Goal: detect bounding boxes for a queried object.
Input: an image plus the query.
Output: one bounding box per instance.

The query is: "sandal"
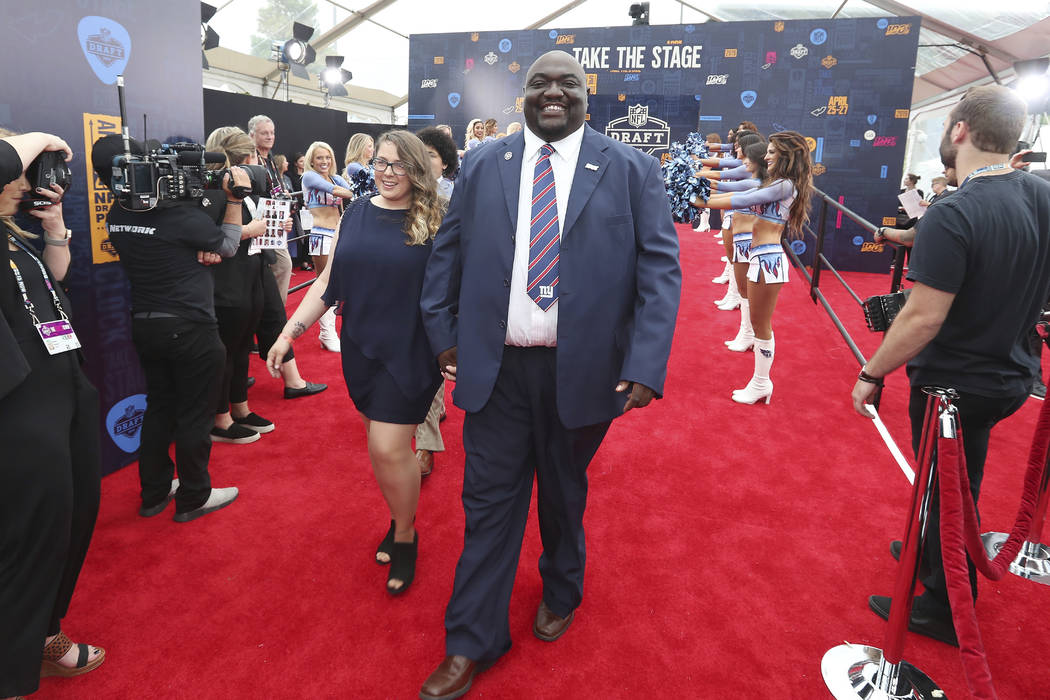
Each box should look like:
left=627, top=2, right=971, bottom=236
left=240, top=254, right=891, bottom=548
left=375, top=520, right=395, bottom=565
left=40, top=631, right=105, bottom=678
left=386, top=532, right=419, bottom=596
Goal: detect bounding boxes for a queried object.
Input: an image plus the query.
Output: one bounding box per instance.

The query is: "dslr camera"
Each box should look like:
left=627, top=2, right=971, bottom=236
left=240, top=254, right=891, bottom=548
left=18, top=150, right=73, bottom=211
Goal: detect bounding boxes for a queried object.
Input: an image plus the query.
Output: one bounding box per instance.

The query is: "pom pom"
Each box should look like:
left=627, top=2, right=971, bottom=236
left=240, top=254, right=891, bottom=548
left=349, top=168, right=377, bottom=199
left=662, top=132, right=711, bottom=223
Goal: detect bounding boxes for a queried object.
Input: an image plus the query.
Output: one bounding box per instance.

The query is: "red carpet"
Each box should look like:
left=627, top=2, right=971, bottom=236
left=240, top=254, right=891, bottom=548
left=37, top=226, right=1050, bottom=699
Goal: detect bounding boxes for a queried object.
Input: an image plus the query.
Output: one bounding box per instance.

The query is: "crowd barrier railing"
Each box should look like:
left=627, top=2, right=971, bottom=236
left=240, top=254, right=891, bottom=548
left=782, top=186, right=906, bottom=410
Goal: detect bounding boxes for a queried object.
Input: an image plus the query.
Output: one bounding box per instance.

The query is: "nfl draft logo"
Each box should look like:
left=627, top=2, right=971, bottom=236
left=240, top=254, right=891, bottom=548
left=77, top=16, right=131, bottom=84
left=105, top=393, right=147, bottom=453
left=605, top=104, right=671, bottom=155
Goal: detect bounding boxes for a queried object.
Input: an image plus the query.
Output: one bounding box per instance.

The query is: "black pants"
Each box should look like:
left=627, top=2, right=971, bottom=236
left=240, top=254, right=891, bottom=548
left=444, top=347, right=610, bottom=662
left=255, top=262, right=293, bottom=364
left=0, top=348, right=100, bottom=697
left=132, top=317, right=225, bottom=512
left=908, top=385, right=1028, bottom=613
left=216, top=292, right=263, bottom=413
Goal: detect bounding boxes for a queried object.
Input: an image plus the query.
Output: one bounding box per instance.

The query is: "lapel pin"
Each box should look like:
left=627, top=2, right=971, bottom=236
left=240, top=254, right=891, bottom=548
left=504, top=151, right=513, bottom=160
left=585, top=162, right=599, bottom=171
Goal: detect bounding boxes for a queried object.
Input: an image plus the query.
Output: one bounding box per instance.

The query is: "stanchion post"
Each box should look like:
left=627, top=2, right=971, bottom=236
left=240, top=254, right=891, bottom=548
left=889, top=244, right=906, bottom=293
left=810, top=196, right=829, bottom=301
left=982, top=422, right=1050, bottom=583
left=821, top=387, right=954, bottom=700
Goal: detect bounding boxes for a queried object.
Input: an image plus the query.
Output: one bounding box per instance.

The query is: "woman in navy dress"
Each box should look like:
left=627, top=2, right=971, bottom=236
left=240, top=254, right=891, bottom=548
left=267, top=130, right=444, bottom=595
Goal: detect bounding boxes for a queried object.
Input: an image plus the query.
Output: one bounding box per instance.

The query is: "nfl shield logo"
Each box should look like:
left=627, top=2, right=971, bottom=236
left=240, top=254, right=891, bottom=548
left=628, top=104, right=649, bottom=128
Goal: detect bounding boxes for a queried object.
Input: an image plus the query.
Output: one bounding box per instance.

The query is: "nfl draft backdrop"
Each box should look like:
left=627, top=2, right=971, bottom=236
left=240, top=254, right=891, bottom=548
left=408, top=17, right=921, bottom=272
left=6, top=4, right=204, bottom=473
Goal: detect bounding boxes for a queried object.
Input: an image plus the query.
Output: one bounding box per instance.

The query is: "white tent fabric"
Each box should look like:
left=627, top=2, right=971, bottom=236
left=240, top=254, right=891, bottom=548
left=203, top=0, right=1050, bottom=117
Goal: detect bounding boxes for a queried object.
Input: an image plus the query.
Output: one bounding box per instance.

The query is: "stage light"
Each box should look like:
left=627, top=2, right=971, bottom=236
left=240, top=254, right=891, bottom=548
left=201, top=2, right=220, bottom=70
left=629, top=2, right=650, bottom=26
left=1018, top=75, right=1049, bottom=102
left=319, top=56, right=353, bottom=103
left=1013, top=57, right=1050, bottom=110
left=280, top=22, right=316, bottom=79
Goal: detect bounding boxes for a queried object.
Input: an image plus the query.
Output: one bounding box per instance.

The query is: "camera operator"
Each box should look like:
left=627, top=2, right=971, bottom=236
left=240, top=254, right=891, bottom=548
left=92, top=133, right=240, bottom=523
left=850, top=85, right=1050, bottom=646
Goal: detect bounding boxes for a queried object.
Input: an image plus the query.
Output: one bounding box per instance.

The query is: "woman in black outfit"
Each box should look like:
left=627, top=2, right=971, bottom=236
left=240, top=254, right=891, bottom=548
left=0, top=131, right=104, bottom=699
left=204, top=128, right=275, bottom=444
left=267, top=130, right=445, bottom=595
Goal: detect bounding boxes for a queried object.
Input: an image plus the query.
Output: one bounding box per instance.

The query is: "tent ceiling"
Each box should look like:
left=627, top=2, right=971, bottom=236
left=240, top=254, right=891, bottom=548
left=204, top=0, right=1050, bottom=113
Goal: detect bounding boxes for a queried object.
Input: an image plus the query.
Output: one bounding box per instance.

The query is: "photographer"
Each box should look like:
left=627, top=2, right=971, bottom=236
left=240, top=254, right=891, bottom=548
left=92, top=133, right=240, bottom=523
left=851, top=86, right=1050, bottom=646
left=2, top=129, right=104, bottom=698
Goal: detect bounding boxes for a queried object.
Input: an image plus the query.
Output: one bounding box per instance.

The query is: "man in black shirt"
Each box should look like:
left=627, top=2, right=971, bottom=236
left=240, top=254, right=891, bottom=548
left=851, top=85, right=1050, bottom=645
left=93, top=134, right=245, bottom=522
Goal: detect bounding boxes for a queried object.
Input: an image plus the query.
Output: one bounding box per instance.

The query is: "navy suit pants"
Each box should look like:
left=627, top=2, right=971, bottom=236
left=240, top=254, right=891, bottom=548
left=444, top=346, right=610, bottom=662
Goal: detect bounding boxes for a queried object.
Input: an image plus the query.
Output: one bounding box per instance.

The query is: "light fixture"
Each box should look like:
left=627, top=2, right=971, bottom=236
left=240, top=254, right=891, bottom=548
left=1013, top=57, right=1050, bottom=110
left=281, top=22, right=316, bottom=79
left=201, top=2, right=220, bottom=69
left=320, top=56, right=353, bottom=97
left=629, top=2, right=650, bottom=26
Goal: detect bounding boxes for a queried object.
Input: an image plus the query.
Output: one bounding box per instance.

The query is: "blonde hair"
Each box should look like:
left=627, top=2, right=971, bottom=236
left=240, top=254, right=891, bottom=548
left=205, top=126, right=253, bottom=168
left=343, top=133, right=373, bottom=168
left=304, top=141, right=336, bottom=177
left=0, top=126, right=36, bottom=241
left=464, top=119, right=483, bottom=148
left=375, top=130, right=445, bottom=246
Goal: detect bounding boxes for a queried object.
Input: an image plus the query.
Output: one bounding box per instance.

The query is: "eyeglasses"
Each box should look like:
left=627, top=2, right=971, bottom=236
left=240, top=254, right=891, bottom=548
left=369, top=158, right=413, bottom=176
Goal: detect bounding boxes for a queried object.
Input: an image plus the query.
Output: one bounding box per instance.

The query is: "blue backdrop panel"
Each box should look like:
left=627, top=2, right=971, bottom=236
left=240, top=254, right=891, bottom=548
left=5, top=5, right=204, bottom=474
left=408, top=17, right=921, bottom=272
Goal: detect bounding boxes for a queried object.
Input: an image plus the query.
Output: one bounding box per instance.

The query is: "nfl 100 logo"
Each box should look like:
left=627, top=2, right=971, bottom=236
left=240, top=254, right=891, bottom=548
left=604, top=105, right=671, bottom=155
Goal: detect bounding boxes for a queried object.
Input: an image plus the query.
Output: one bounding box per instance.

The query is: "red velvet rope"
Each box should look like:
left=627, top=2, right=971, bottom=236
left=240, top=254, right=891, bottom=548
left=938, top=395, right=1050, bottom=699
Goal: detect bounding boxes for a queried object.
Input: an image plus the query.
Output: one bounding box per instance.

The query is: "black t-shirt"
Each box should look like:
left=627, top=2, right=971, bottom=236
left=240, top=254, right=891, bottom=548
left=0, top=141, right=21, bottom=187
left=907, top=170, right=1050, bottom=396
left=106, top=201, right=227, bottom=323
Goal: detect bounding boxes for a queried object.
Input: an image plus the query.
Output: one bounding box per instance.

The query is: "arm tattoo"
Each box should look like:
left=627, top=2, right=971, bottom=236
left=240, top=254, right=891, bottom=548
left=291, top=321, right=307, bottom=339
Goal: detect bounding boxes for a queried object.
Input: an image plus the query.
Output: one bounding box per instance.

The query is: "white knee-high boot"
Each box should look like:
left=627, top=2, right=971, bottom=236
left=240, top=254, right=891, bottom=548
left=733, top=334, right=774, bottom=404
left=696, top=208, right=711, bottom=232
left=712, top=258, right=732, bottom=284
left=715, top=267, right=741, bottom=309
left=318, top=307, right=341, bottom=352
left=725, top=298, right=755, bottom=351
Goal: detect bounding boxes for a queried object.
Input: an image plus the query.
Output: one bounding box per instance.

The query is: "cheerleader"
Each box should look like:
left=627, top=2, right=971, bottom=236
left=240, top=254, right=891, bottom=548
left=342, top=133, right=374, bottom=181
left=695, top=131, right=764, bottom=323
left=707, top=141, right=768, bottom=351
left=301, top=141, right=353, bottom=351
left=463, top=119, right=485, bottom=151
left=696, top=131, right=813, bottom=403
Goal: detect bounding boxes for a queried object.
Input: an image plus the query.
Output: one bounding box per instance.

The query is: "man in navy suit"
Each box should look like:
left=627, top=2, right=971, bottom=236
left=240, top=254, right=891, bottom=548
left=419, top=50, right=681, bottom=699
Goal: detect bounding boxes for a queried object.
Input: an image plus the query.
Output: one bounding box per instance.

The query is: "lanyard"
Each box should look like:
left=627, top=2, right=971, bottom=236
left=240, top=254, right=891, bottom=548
left=257, top=151, right=284, bottom=196
left=8, top=235, right=69, bottom=325
left=960, top=163, right=1010, bottom=189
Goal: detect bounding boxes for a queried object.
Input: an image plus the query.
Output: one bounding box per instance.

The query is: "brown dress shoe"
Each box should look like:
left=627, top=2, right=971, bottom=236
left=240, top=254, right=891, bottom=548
left=533, top=600, right=574, bottom=641
left=416, top=449, right=434, bottom=477
left=420, top=655, right=489, bottom=700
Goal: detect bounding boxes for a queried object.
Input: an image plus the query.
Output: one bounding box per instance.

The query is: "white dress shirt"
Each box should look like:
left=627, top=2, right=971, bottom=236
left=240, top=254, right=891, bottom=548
left=505, top=124, right=585, bottom=347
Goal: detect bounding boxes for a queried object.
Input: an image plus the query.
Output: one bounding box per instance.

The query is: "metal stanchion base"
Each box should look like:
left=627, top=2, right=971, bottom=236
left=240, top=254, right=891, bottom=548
left=822, top=644, right=946, bottom=699
left=981, top=531, right=1050, bottom=585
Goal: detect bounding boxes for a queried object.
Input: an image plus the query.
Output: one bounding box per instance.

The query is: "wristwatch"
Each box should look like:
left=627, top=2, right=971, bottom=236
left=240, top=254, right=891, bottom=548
left=43, top=228, right=71, bottom=246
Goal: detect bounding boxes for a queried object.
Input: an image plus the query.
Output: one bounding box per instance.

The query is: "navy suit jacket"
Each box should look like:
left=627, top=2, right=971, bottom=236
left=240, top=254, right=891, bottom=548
left=421, top=125, right=681, bottom=429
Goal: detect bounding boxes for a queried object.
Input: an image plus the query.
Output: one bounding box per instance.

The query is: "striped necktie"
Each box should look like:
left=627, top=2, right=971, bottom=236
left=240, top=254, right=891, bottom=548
left=528, top=143, right=560, bottom=310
